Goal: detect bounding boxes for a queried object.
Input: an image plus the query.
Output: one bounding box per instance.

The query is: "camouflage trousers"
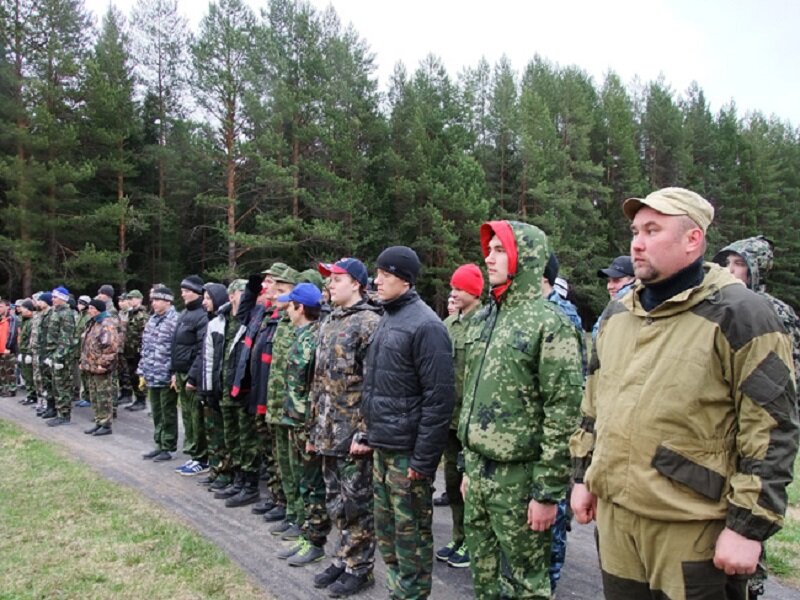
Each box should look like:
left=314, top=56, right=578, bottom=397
left=52, top=362, right=74, bottom=416
left=86, top=371, right=118, bottom=427
left=20, top=361, right=36, bottom=402
left=33, top=358, right=52, bottom=409
left=119, top=353, right=144, bottom=401
left=0, top=353, right=15, bottom=395
left=596, top=499, right=747, bottom=599
left=442, top=429, right=465, bottom=546
left=323, top=453, right=375, bottom=576
left=254, top=414, right=284, bottom=504
left=289, top=428, right=330, bottom=547
left=549, top=499, right=569, bottom=593
left=464, top=456, right=552, bottom=600
left=149, top=386, right=178, bottom=452
left=176, top=372, right=207, bottom=461
left=275, top=424, right=303, bottom=523
left=373, top=449, right=434, bottom=600
left=221, top=394, right=259, bottom=474
left=202, top=394, right=231, bottom=478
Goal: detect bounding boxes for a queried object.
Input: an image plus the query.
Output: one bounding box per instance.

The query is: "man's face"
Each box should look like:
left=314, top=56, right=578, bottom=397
left=53, top=297, right=65, bottom=307
left=274, top=282, right=294, bottom=308
left=607, top=275, right=635, bottom=299
left=630, top=207, right=698, bottom=284
left=181, top=288, right=200, bottom=304
left=286, top=301, right=304, bottom=327
left=129, top=297, right=142, bottom=309
left=328, top=273, right=359, bottom=307
left=229, top=289, right=242, bottom=312
left=119, top=298, right=129, bottom=310
left=0, top=303, right=7, bottom=317
left=724, top=254, right=750, bottom=285
left=202, top=292, right=214, bottom=313
left=450, top=287, right=476, bottom=312
left=485, top=234, right=509, bottom=286
left=87, top=306, right=100, bottom=318
left=374, top=269, right=409, bottom=303
left=262, top=276, right=277, bottom=303
left=151, top=299, right=170, bottom=315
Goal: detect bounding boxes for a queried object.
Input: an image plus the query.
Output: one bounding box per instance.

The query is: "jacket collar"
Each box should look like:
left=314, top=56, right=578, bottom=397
left=381, top=289, right=418, bottom=314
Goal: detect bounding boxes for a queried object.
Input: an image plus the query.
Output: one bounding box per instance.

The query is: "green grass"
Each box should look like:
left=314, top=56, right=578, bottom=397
left=766, top=452, right=800, bottom=588
left=0, top=419, right=268, bottom=600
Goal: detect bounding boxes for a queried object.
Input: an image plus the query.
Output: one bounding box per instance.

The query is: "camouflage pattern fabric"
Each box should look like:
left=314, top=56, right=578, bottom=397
left=255, top=416, right=284, bottom=504
left=204, top=401, right=230, bottom=477
left=322, top=454, right=375, bottom=576
left=464, top=454, right=553, bottom=599
left=47, top=304, right=78, bottom=415
left=149, top=386, right=178, bottom=452
left=86, top=372, right=118, bottom=427
left=31, top=308, right=52, bottom=408
left=459, top=221, right=583, bottom=599
left=265, top=315, right=294, bottom=424
left=176, top=371, right=207, bottom=461
left=0, top=353, right=14, bottom=395
left=714, top=235, right=800, bottom=381
left=281, top=322, right=318, bottom=427
left=443, top=302, right=482, bottom=430
left=309, top=300, right=381, bottom=456
left=18, top=315, right=36, bottom=402
left=373, top=449, right=434, bottom=600
left=441, top=430, right=465, bottom=546
left=289, top=428, right=330, bottom=547
left=275, top=424, right=303, bottom=523
left=549, top=499, right=569, bottom=593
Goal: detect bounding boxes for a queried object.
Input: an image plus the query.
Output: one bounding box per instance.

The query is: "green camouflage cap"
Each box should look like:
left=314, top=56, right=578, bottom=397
left=126, top=289, right=143, bottom=299
left=298, top=268, right=325, bottom=291
left=262, top=262, right=300, bottom=284
left=227, top=279, right=247, bottom=294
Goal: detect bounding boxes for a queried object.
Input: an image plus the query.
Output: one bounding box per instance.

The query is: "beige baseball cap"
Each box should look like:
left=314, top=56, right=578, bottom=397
left=623, top=187, right=714, bottom=232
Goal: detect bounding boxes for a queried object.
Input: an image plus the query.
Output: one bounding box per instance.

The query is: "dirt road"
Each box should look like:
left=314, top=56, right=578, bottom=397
left=1, top=394, right=797, bottom=599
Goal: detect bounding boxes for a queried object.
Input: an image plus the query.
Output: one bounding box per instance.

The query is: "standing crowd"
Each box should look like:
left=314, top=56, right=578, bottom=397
left=1, top=186, right=799, bottom=600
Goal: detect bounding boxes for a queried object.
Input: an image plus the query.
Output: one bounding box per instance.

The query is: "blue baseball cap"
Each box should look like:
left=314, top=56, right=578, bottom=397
left=277, top=282, right=322, bottom=308
left=318, top=257, right=368, bottom=287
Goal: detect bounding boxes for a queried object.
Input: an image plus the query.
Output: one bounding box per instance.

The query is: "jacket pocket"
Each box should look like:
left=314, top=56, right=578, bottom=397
left=651, top=444, right=726, bottom=501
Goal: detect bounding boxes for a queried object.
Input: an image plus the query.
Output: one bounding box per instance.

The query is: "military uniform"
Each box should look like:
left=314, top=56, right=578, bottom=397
left=283, top=321, right=330, bottom=548
left=81, top=312, right=121, bottom=427
left=311, top=299, right=381, bottom=576
left=31, top=306, right=52, bottom=410
left=459, top=221, right=583, bottom=599
left=18, top=312, right=36, bottom=403
left=442, top=302, right=482, bottom=553
left=267, top=314, right=302, bottom=523
left=74, top=309, right=92, bottom=401
left=122, top=304, right=148, bottom=405
left=570, top=263, right=799, bottom=599
left=45, top=303, right=78, bottom=418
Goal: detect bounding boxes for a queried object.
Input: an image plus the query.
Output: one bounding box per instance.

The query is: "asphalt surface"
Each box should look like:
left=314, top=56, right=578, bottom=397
left=1, top=392, right=798, bottom=599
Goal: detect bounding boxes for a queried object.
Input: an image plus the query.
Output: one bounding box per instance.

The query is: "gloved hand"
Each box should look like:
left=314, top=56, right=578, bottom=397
left=53, top=362, right=64, bottom=371
left=138, top=376, right=146, bottom=392
left=247, top=273, right=265, bottom=294
left=43, top=357, right=53, bottom=367
left=24, top=355, right=32, bottom=365
left=16, top=354, right=22, bottom=363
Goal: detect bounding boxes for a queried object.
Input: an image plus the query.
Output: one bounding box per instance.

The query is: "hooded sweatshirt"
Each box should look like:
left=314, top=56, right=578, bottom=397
left=458, top=221, right=584, bottom=503
left=713, top=235, right=800, bottom=380
left=187, top=283, right=229, bottom=394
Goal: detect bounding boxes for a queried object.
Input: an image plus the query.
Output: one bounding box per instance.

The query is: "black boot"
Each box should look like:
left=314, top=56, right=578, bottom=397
left=225, top=472, right=260, bottom=507
left=213, top=470, right=243, bottom=499
left=125, top=397, right=146, bottom=411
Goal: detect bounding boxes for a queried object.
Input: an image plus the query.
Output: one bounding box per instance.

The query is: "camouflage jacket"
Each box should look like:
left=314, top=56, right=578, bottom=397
left=30, top=308, right=50, bottom=361
left=138, top=307, right=178, bottom=387
left=310, top=300, right=381, bottom=455
left=444, top=303, right=483, bottom=430
left=282, top=321, right=320, bottom=428
left=123, top=306, right=148, bottom=357
left=570, top=264, right=799, bottom=541
left=266, top=314, right=294, bottom=425
left=19, top=315, right=33, bottom=355
left=458, top=221, right=584, bottom=503
left=45, top=304, right=78, bottom=365
left=75, top=311, right=91, bottom=342
left=80, top=313, right=121, bottom=374
left=714, top=235, right=800, bottom=381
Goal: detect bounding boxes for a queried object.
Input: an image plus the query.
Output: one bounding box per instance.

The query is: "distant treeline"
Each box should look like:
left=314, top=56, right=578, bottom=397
left=1, top=0, right=798, bottom=320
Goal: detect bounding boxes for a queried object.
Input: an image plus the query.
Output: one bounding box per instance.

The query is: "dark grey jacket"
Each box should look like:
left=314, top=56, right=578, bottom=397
left=362, top=290, right=455, bottom=478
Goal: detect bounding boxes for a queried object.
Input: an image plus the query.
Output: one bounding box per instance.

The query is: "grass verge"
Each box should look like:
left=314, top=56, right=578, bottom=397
left=0, top=419, right=268, bottom=599
left=766, top=452, right=800, bottom=588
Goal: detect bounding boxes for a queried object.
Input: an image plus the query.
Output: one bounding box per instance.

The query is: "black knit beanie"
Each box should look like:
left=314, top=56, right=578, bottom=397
left=543, top=253, right=559, bottom=286
left=375, top=246, right=421, bottom=286
left=180, top=275, right=204, bottom=295
left=89, top=299, right=107, bottom=313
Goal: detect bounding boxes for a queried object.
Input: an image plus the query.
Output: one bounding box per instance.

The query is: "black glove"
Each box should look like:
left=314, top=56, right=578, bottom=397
left=247, top=273, right=264, bottom=294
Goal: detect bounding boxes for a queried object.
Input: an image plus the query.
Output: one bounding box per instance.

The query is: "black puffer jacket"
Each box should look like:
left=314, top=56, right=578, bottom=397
left=362, top=290, right=455, bottom=478
left=170, top=297, right=208, bottom=374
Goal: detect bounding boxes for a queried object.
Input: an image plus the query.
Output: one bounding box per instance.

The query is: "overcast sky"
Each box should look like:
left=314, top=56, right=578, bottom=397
left=84, top=0, right=800, bottom=125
